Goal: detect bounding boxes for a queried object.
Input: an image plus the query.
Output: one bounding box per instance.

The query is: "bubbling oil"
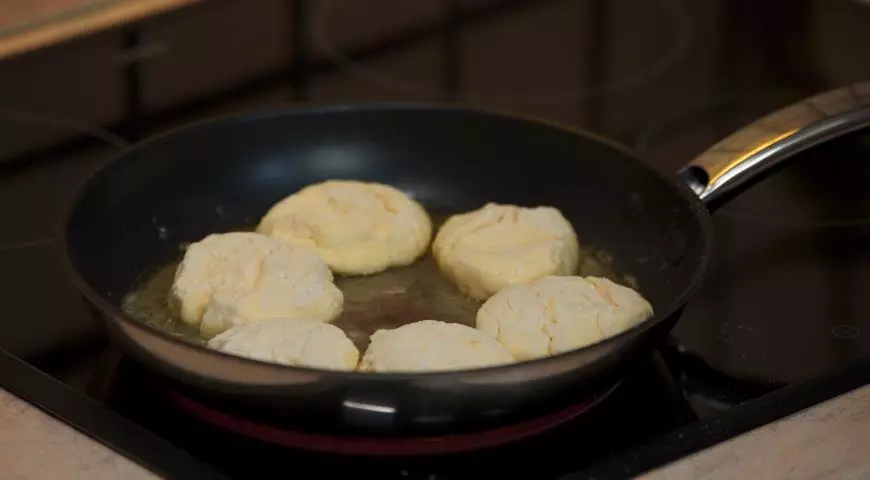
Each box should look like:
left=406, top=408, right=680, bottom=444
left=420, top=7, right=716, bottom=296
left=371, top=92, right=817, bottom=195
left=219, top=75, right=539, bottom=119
left=121, top=213, right=630, bottom=351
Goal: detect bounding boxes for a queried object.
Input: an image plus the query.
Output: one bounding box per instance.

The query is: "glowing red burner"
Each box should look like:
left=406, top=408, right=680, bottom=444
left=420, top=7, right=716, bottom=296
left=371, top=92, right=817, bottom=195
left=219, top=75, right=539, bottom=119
left=164, top=383, right=619, bottom=456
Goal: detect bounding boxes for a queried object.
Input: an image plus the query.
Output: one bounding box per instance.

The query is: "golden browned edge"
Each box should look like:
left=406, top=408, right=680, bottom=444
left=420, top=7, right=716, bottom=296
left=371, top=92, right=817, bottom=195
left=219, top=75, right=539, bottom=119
left=0, top=0, right=201, bottom=60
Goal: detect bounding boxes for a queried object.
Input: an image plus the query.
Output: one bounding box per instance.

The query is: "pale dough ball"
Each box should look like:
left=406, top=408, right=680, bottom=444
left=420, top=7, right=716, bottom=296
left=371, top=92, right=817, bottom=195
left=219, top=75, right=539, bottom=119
left=169, top=232, right=343, bottom=339
left=476, top=276, right=653, bottom=361
left=360, top=320, right=514, bottom=372
left=256, top=180, right=432, bottom=276
left=432, top=203, right=580, bottom=300
left=207, top=317, right=359, bottom=370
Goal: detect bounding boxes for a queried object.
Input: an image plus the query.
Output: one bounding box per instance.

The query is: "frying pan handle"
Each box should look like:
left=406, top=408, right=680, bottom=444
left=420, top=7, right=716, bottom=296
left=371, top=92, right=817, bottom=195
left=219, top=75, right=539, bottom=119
left=678, top=81, right=870, bottom=208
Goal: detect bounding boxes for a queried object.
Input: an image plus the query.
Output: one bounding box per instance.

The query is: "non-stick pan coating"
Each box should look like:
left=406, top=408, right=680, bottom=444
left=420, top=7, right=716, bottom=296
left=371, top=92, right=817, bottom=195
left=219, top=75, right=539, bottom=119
left=62, top=104, right=712, bottom=436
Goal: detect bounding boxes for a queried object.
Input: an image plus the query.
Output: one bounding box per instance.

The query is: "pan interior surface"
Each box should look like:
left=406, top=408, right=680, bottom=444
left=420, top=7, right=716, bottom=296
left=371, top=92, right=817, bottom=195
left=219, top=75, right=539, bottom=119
left=64, top=104, right=711, bottom=371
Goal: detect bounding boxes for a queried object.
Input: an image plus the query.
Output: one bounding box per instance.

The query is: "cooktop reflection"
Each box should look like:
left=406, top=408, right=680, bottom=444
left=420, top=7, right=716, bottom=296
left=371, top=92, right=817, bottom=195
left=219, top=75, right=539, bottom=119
left=640, top=95, right=870, bottom=388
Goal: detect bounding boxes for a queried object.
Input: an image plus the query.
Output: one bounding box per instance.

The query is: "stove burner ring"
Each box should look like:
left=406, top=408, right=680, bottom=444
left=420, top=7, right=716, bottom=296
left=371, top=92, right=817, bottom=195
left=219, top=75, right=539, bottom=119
left=163, top=382, right=620, bottom=456
left=311, top=0, right=693, bottom=105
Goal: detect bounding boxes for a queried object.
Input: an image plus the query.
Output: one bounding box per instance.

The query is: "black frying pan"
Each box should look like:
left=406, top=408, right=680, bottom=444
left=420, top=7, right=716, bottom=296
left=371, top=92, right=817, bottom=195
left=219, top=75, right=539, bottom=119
left=61, top=82, right=870, bottom=441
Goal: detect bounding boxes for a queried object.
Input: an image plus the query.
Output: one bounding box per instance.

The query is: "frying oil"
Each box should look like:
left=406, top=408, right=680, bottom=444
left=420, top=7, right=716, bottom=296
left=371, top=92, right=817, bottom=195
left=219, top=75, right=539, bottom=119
left=121, top=213, right=626, bottom=351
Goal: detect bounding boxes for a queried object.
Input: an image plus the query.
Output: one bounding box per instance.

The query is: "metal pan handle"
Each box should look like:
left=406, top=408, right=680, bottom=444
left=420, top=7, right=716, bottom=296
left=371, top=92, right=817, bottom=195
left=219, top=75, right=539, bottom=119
left=678, top=81, right=870, bottom=208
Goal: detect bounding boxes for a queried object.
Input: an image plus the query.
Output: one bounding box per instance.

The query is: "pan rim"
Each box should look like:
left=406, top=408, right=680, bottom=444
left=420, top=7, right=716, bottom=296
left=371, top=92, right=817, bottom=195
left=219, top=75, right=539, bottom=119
left=58, top=101, right=714, bottom=383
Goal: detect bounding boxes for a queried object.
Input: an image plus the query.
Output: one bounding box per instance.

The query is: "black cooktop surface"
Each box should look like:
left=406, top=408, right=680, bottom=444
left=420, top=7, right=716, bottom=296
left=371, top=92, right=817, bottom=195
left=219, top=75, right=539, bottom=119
left=92, top=349, right=694, bottom=479
left=3, top=0, right=870, bottom=479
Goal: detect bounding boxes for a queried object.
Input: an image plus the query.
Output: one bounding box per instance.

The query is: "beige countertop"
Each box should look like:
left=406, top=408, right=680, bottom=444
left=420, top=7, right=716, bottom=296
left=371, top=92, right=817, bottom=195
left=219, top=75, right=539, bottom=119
left=0, top=0, right=199, bottom=60
left=641, top=383, right=870, bottom=479
left=2, top=383, right=870, bottom=479
left=0, top=387, right=157, bottom=480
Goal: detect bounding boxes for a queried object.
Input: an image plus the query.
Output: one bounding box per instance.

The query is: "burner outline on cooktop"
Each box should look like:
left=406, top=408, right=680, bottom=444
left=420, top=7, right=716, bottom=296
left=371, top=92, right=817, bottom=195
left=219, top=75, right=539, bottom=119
left=310, top=0, right=694, bottom=105
left=634, top=88, right=870, bottom=228
left=0, top=110, right=129, bottom=251
left=633, top=88, right=801, bottom=154
left=0, top=110, right=129, bottom=150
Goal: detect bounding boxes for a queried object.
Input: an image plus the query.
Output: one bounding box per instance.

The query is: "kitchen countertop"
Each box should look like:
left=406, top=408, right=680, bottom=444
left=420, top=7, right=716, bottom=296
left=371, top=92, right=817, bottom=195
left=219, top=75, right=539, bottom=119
left=641, top=383, right=870, bottom=479
left=0, top=0, right=199, bottom=60
left=0, top=387, right=157, bottom=480
left=2, top=383, right=869, bottom=479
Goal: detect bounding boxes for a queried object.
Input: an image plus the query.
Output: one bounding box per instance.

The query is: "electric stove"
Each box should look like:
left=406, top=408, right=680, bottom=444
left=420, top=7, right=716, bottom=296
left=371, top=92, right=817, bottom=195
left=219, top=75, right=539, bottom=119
left=3, top=0, right=870, bottom=479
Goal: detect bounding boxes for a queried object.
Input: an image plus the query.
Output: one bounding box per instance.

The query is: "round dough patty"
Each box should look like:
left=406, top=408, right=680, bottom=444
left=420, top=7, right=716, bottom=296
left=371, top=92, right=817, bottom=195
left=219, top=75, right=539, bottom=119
left=360, top=320, right=514, bottom=372
left=208, top=317, right=359, bottom=370
left=169, top=232, right=343, bottom=339
left=476, top=276, right=653, bottom=361
left=432, top=203, right=580, bottom=300
left=256, top=180, right=432, bottom=276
